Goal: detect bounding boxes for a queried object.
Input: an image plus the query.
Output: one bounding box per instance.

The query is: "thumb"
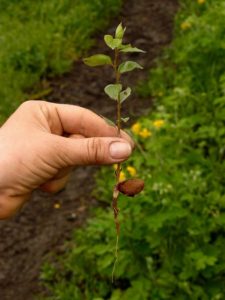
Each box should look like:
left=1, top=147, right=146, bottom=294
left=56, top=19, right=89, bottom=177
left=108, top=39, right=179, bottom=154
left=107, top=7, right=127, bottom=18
left=53, top=136, right=133, bottom=167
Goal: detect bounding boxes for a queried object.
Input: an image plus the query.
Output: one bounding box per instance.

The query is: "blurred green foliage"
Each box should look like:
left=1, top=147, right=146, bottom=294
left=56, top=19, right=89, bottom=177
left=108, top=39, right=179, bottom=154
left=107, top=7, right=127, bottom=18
left=40, top=0, right=225, bottom=299
left=0, top=0, right=122, bottom=123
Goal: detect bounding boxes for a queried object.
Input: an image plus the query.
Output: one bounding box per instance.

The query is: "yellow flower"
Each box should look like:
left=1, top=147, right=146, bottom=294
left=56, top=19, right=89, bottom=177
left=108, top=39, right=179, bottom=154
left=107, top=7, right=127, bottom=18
left=153, top=119, right=165, bottom=128
left=158, top=91, right=164, bottom=97
left=113, top=164, right=118, bottom=170
left=180, top=21, right=192, bottom=30
left=197, top=0, right=205, bottom=4
left=131, top=122, right=141, bottom=135
left=54, top=203, right=61, bottom=209
left=119, top=171, right=126, bottom=182
left=127, top=166, right=137, bottom=177
left=139, top=128, right=152, bottom=138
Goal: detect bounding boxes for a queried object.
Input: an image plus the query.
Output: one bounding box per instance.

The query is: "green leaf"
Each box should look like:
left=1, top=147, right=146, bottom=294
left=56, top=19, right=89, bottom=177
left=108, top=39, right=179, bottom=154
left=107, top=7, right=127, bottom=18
left=83, top=54, right=112, bottom=67
left=104, top=84, right=122, bottom=100
left=101, top=116, right=116, bottom=127
left=120, top=87, right=132, bottom=103
left=121, top=117, right=130, bottom=123
left=118, top=61, right=143, bottom=74
left=115, top=23, right=126, bottom=39
left=104, top=35, right=114, bottom=48
left=104, top=35, right=122, bottom=49
left=120, top=45, right=145, bottom=53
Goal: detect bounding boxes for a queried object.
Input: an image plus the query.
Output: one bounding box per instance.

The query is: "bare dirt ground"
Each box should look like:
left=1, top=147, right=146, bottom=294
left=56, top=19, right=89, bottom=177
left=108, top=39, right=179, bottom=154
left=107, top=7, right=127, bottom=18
left=0, top=1, right=178, bottom=299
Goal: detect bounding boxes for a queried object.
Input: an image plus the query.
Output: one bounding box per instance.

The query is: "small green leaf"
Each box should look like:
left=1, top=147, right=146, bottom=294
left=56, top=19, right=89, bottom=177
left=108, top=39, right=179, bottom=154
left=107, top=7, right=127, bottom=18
left=104, top=35, right=122, bottom=49
left=121, top=117, right=130, bottom=123
left=104, top=84, right=122, bottom=100
left=83, top=54, right=112, bottom=67
left=120, top=87, right=132, bottom=103
left=120, top=45, right=145, bottom=53
left=115, top=23, right=126, bottom=39
left=104, top=35, right=114, bottom=48
left=101, top=116, right=116, bottom=127
left=118, top=61, right=143, bottom=74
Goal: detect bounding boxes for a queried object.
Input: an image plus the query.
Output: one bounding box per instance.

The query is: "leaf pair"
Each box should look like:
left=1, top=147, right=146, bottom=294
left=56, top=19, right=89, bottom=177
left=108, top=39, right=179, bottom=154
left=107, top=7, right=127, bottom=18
left=104, top=35, right=145, bottom=53
left=104, top=35, right=122, bottom=50
left=84, top=55, right=143, bottom=75
left=104, top=84, right=131, bottom=103
left=105, top=23, right=145, bottom=53
left=104, top=23, right=125, bottom=50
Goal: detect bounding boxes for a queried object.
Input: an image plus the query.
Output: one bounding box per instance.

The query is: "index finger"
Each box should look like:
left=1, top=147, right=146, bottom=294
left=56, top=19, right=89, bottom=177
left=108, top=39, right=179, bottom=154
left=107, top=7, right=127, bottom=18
left=49, top=102, right=134, bottom=147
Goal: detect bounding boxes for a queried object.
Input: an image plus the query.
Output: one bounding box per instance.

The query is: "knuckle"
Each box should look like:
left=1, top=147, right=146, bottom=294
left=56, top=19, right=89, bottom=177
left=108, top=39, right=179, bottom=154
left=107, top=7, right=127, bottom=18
left=86, top=138, right=105, bottom=165
left=19, top=100, right=46, bottom=111
left=20, top=100, right=36, bottom=109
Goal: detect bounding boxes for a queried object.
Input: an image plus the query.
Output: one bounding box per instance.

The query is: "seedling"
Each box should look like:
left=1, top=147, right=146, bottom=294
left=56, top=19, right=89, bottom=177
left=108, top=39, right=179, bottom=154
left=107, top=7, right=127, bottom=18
left=83, top=23, right=145, bottom=282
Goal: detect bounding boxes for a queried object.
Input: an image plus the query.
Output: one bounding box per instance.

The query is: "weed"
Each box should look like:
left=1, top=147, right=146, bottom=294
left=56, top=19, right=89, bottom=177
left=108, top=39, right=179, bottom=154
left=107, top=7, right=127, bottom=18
left=84, top=23, right=145, bottom=282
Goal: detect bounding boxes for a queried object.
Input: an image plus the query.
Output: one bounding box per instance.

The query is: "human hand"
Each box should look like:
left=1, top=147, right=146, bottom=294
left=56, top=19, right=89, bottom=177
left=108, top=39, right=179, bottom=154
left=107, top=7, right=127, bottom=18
left=0, top=101, right=134, bottom=219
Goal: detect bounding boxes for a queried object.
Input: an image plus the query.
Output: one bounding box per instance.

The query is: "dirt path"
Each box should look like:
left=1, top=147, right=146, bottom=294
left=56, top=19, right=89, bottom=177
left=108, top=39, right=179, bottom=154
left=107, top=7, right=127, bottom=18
left=0, top=1, right=178, bottom=299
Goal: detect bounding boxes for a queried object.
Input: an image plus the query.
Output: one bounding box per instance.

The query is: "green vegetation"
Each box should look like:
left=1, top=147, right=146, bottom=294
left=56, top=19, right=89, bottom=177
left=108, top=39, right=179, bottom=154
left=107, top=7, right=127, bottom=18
left=0, top=0, right=122, bottom=123
left=40, top=0, right=225, bottom=299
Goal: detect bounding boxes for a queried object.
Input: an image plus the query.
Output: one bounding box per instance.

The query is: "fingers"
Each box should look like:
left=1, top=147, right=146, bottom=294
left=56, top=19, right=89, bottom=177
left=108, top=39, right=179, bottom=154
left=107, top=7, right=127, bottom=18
left=39, top=166, right=72, bottom=193
left=49, top=103, right=134, bottom=146
left=40, top=174, right=71, bottom=194
left=6, top=100, right=134, bottom=147
left=53, top=135, right=133, bottom=167
left=0, top=193, right=30, bottom=220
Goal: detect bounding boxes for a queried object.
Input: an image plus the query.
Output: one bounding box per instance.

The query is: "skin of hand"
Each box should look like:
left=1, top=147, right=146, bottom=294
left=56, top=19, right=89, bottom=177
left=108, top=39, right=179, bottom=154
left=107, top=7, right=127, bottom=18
left=0, top=100, right=134, bottom=219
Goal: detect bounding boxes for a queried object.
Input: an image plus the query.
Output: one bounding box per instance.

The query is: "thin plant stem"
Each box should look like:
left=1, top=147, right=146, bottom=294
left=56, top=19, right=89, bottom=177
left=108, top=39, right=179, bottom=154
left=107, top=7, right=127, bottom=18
left=112, top=48, right=122, bottom=282
left=111, top=234, right=119, bottom=283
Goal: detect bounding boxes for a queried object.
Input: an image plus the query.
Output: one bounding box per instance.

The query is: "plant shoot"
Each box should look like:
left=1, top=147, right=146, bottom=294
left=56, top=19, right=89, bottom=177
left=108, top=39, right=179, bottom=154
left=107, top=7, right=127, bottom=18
left=83, top=23, right=145, bottom=282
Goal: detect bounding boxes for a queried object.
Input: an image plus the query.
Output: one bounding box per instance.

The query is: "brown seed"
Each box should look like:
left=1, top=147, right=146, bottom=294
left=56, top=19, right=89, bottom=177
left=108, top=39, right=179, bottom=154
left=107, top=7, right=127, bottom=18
left=118, top=178, right=144, bottom=197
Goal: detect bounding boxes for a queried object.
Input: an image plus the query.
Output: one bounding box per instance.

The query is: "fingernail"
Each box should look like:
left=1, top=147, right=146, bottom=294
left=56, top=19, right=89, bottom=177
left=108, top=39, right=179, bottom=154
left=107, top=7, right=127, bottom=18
left=110, top=142, right=132, bottom=160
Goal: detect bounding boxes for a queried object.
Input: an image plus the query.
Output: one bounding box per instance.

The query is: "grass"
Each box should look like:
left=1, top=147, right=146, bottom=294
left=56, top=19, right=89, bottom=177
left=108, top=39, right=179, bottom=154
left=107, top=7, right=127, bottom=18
left=0, top=0, right=122, bottom=123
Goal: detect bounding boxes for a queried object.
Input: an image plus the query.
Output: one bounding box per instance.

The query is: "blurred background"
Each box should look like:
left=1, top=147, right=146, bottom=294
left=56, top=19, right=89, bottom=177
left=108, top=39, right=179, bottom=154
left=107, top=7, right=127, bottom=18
left=1, top=0, right=225, bottom=300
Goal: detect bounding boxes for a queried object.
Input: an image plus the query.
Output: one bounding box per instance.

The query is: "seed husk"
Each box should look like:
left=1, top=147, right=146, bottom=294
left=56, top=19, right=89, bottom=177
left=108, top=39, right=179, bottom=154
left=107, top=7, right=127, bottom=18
left=117, top=178, right=144, bottom=197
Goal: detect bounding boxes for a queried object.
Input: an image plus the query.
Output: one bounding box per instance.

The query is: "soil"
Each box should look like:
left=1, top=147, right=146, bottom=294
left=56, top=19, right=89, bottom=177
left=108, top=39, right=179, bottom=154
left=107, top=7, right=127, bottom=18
left=0, top=1, right=178, bottom=299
